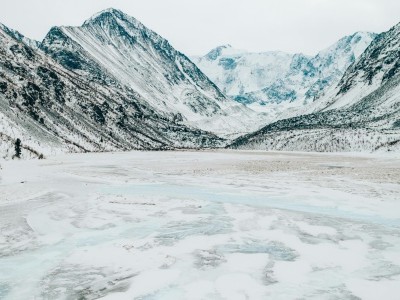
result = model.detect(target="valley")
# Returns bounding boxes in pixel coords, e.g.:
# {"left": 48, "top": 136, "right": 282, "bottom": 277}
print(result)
{"left": 1, "top": 8, "right": 400, "bottom": 157}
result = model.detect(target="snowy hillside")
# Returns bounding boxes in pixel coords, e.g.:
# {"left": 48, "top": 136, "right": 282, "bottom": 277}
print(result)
{"left": 312, "top": 23, "right": 400, "bottom": 112}
{"left": 229, "top": 24, "right": 400, "bottom": 152}
{"left": 0, "top": 22, "right": 226, "bottom": 159}
{"left": 40, "top": 8, "right": 265, "bottom": 136}
{"left": 194, "top": 33, "right": 376, "bottom": 121}
{"left": 1, "top": 8, "right": 399, "bottom": 157}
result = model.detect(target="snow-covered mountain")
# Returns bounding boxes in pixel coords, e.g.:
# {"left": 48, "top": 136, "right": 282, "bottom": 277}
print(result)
{"left": 194, "top": 32, "right": 376, "bottom": 121}
{"left": 40, "top": 8, "right": 265, "bottom": 136}
{"left": 1, "top": 8, "right": 399, "bottom": 157}
{"left": 309, "top": 23, "right": 400, "bottom": 112}
{"left": 0, "top": 9, "right": 275, "bottom": 159}
{"left": 193, "top": 45, "right": 294, "bottom": 98}
{"left": 229, "top": 24, "right": 400, "bottom": 152}
{"left": 0, "top": 21, "right": 227, "bottom": 159}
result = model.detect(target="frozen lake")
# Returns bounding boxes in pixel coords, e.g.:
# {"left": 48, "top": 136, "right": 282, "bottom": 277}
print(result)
{"left": 1, "top": 150, "right": 400, "bottom": 299}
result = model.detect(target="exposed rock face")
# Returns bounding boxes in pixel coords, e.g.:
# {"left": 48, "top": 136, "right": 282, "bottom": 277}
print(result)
{"left": 40, "top": 8, "right": 262, "bottom": 136}
{"left": 0, "top": 19, "right": 225, "bottom": 159}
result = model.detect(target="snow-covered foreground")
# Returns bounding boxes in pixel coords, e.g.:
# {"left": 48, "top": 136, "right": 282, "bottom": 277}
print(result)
{"left": 1, "top": 151, "right": 400, "bottom": 300}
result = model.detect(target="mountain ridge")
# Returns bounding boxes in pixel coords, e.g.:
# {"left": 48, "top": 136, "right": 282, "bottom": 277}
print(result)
{"left": 193, "top": 32, "right": 377, "bottom": 124}
{"left": 39, "top": 8, "right": 266, "bottom": 136}
{"left": 228, "top": 24, "right": 400, "bottom": 152}
{"left": 1, "top": 9, "right": 399, "bottom": 158}
{"left": 0, "top": 13, "right": 229, "bottom": 159}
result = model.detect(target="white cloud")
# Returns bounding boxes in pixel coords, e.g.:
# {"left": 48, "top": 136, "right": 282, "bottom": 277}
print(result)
{"left": 0, "top": 0, "right": 399, "bottom": 55}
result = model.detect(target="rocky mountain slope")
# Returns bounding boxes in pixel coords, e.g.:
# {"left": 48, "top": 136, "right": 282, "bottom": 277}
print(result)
{"left": 194, "top": 33, "right": 376, "bottom": 121}
{"left": 1, "top": 8, "right": 399, "bottom": 157}
{"left": 229, "top": 24, "right": 400, "bottom": 152}
{"left": 304, "top": 23, "right": 400, "bottom": 113}
{"left": 0, "top": 21, "right": 225, "bottom": 159}
{"left": 40, "top": 8, "right": 265, "bottom": 137}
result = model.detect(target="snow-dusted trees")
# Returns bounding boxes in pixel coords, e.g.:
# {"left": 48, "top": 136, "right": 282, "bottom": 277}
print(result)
{"left": 14, "top": 138, "right": 22, "bottom": 159}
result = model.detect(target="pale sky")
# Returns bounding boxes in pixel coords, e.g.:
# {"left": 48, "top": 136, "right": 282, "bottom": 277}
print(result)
{"left": 0, "top": 0, "right": 399, "bottom": 56}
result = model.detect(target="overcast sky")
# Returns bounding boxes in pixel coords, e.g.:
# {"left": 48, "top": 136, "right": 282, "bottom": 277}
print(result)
{"left": 1, "top": 0, "right": 399, "bottom": 56}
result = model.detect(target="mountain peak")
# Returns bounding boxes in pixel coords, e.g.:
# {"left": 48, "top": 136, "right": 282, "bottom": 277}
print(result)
{"left": 217, "top": 44, "right": 232, "bottom": 50}
{"left": 205, "top": 45, "right": 231, "bottom": 60}
{"left": 348, "top": 31, "right": 377, "bottom": 44}
{"left": 98, "top": 7, "right": 123, "bottom": 14}
{"left": 352, "top": 31, "right": 376, "bottom": 38}
{"left": 83, "top": 8, "right": 140, "bottom": 27}
{"left": 204, "top": 44, "right": 248, "bottom": 60}
{"left": 86, "top": 8, "right": 124, "bottom": 19}
{"left": 314, "top": 30, "right": 376, "bottom": 64}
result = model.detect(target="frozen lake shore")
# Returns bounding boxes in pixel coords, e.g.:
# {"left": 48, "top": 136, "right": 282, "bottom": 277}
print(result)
{"left": 1, "top": 150, "right": 400, "bottom": 299}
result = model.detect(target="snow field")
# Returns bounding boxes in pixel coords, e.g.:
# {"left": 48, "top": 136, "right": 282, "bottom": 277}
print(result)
{"left": 0, "top": 150, "right": 399, "bottom": 299}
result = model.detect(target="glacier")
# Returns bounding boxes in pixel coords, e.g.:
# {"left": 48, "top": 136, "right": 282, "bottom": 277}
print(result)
{"left": 193, "top": 32, "right": 377, "bottom": 122}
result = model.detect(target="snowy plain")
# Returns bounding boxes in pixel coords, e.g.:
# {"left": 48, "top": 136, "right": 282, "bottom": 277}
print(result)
{"left": 1, "top": 150, "right": 400, "bottom": 299}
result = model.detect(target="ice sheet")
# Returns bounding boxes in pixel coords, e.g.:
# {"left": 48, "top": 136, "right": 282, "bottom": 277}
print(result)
{"left": 0, "top": 151, "right": 399, "bottom": 299}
